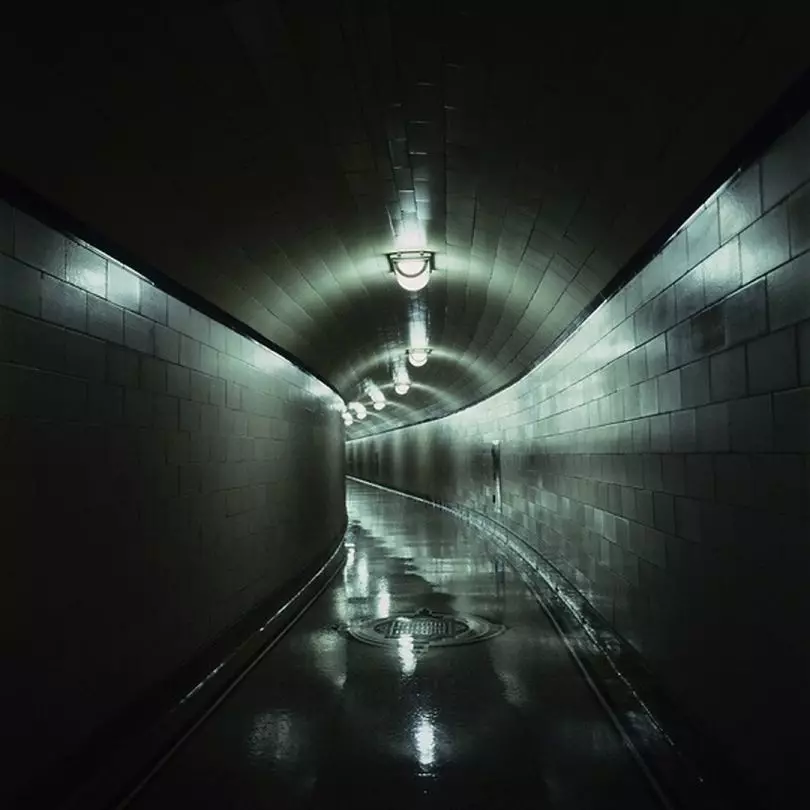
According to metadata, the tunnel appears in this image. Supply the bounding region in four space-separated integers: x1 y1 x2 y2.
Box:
1 4 809 809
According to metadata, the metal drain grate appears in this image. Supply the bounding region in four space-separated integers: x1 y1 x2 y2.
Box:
347 607 504 648
380 613 468 641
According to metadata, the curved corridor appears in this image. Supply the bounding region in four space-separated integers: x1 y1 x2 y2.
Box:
3 8 810 809
126 480 660 810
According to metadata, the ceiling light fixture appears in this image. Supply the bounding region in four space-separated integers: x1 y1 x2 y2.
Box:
392 357 411 395
348 401 367 420
387 250 435 292
365 382 387 411
407 347 430 368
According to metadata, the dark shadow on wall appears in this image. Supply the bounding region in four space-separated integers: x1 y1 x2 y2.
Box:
0 202 347 809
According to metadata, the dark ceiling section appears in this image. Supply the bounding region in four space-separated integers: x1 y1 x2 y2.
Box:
1 3 809 435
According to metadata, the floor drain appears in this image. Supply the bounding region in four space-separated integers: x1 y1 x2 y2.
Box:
347 607 504 648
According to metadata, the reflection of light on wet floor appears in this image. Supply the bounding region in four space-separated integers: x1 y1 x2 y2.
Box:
413 712 436 768
247 711 298 766
341 542 356 591
343 546 371 600
497 670 525 708
376 579 391 617
407 554 499 589
397 633 416 676
356 555 369 596
309 629 346 691
331 590 349 624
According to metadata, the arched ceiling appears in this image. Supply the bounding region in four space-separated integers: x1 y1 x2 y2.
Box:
1 3 809 437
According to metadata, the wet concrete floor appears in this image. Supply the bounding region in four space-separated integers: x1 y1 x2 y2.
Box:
128 479 661 809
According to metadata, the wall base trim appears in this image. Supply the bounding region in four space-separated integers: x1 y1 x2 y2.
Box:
16 516 348 810
348 475 761 810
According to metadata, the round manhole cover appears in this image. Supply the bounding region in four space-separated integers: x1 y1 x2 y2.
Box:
347 607 504 648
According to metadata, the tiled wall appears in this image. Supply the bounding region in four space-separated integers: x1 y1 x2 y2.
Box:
0 203 346 800
347 112 810 808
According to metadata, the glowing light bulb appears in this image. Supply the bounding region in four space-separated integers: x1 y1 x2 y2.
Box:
393 362 411 394
349 401 367 420
389 251 433 292
408 348 428 367
394 259 430 291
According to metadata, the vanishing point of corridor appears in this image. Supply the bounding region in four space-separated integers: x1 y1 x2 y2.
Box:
125 480 659 810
